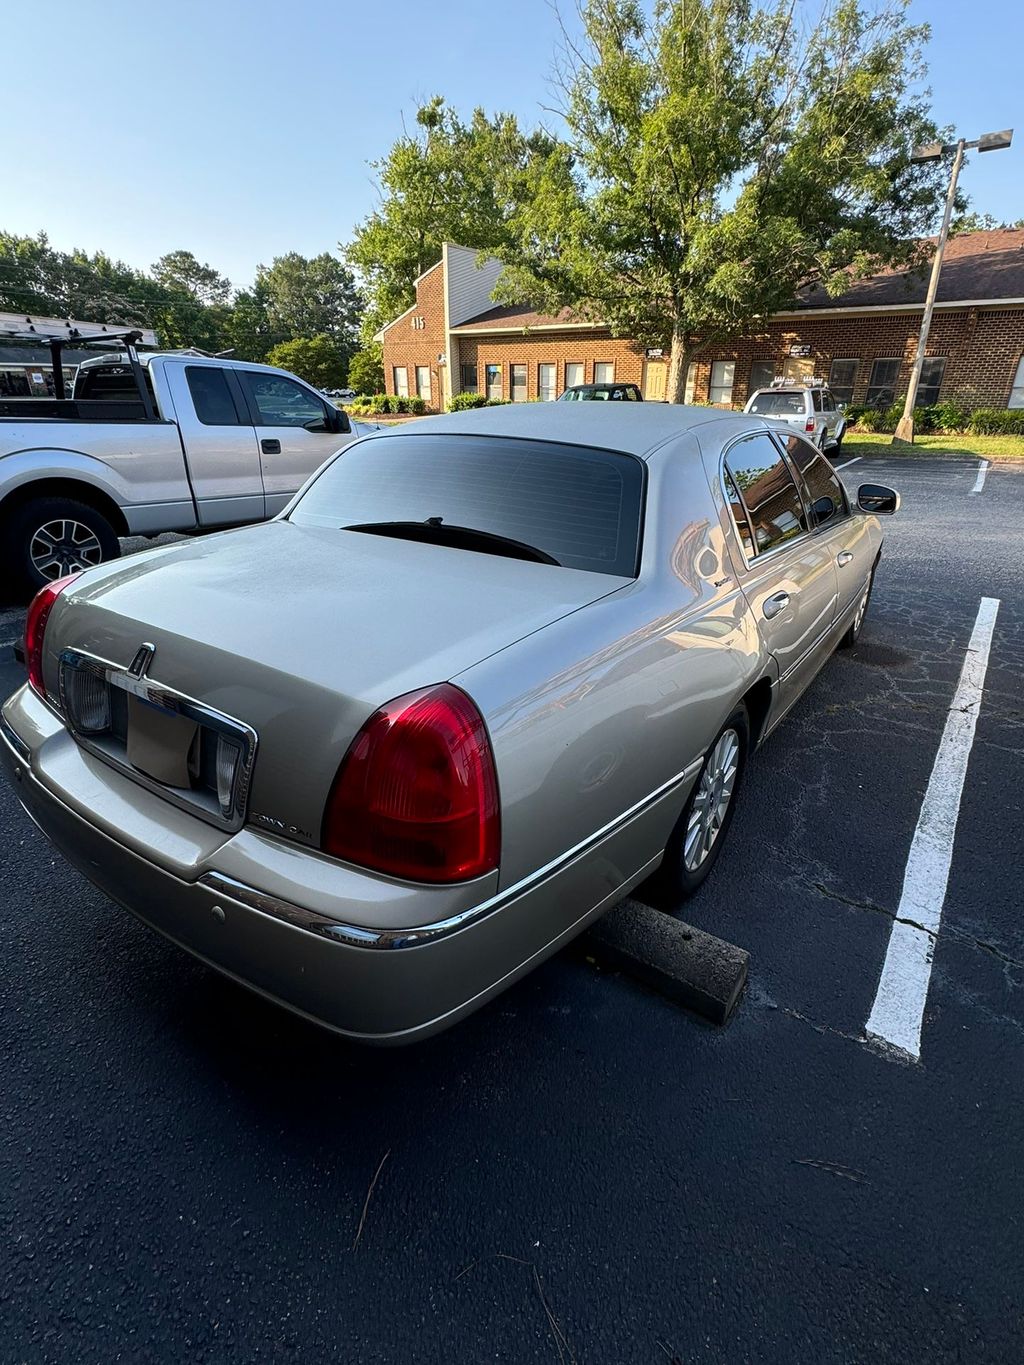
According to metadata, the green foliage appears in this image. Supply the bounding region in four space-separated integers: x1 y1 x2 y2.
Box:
256 252 362 361
151 250 231 305
347 343 385 395
448 392 489 411
967 408 1024 435
345 97 555 338
265 334 346 390
498 0 949 402
928 399 972 432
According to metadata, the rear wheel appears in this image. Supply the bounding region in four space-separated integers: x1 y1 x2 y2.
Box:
839 566 874 648
647 709 748 902
6 496 120 595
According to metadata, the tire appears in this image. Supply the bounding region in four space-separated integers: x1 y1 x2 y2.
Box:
647 708 749 903
831 430 844 455
6 496 120 596
839 565 875 648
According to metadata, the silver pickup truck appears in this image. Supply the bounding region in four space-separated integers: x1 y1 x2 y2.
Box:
0 349 370 594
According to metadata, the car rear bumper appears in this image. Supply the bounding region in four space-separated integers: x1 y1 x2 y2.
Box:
2 687 686 1044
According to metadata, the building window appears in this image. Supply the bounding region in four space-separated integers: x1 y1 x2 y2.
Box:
828 359 858 405
538 362 557 401
866 358 900 407
594 361 615 385
565 361 584 389
749 360 776 394
709 360 735 406
684 362 697 403
415 365 432 402
1010 356 1024 409
485 363 502 401
460 362 478 394
392 366 409 398
918 357 946 406
511 364 528 402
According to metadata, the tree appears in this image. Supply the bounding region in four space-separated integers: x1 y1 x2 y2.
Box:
222 280 276 362
152 250 231 305
347 342 385 394
256 252 362 363
950 210 1024 235
345 98 555 337
265 334 347 390
498 0 950 402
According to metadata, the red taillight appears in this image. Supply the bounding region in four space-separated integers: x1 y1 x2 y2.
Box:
24 576 77 698
322 684 500 883
805 418 815 432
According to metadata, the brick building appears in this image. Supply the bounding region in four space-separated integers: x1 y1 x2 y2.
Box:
379 232 1024 413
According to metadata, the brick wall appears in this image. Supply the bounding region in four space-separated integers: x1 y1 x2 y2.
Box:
381 259 1024 410
380 263 446 410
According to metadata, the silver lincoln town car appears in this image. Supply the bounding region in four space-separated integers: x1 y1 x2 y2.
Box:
1 404 898 1043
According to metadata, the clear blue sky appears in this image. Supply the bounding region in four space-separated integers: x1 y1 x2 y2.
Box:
7 0 1023 289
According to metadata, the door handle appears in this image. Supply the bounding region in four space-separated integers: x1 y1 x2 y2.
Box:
837 551 854 567
261 438 281 455
763 591 791 620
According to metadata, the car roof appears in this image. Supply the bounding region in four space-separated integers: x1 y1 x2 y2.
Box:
377 401 768 459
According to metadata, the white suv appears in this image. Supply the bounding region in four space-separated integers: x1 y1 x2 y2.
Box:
744 382 847 453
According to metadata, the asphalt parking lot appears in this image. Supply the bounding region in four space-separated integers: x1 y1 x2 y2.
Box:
2 454 1022 1363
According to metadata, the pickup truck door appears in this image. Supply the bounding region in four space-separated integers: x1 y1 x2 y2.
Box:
237 370 351 515
722 431 839 718
161 361 265 526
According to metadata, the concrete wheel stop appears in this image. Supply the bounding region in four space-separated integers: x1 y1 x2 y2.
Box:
584 898 749 1025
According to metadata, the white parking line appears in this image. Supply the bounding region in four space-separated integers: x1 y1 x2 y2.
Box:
865 596 1000 1061
969 461 989 494
833 456 861 470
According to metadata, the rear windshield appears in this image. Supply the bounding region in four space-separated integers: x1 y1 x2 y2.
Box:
747 391 807 416
290 432 645 577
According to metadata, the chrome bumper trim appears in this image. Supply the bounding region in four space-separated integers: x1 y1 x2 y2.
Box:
199 756 703 951
1 711 31 762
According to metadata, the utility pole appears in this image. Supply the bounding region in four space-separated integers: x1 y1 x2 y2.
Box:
893 128 1013 445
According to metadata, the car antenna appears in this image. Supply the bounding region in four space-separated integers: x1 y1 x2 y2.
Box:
425 516 444 526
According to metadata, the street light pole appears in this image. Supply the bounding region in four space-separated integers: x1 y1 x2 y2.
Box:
892 128 1013 445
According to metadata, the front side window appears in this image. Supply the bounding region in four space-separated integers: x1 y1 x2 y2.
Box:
709 360 735 406
291 434 645 577
779 433 848 528
186 366 243 426
485 364 502 400
726 433 808 555
828 358 857 405
511 364 528 401
393 366 409 399
866 358 900 407
538 363 556 401
918 357 946 406
460 363 478 394
565 362 585 389
244 372 327 427
1010 356 1024 409
594 362 615 385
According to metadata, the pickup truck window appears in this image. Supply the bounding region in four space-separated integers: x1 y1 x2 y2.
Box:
242 372 326 428
186 366 246 426
291 433 644 577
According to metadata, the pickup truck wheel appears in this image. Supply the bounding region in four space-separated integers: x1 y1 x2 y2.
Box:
646 708 748 903
8 497 120 593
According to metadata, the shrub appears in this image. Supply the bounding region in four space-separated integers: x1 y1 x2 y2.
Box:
448 392 489 411
967 408 1024 435
407 395 427 415
928 399 971 433
842 404 868 427
485 398 512 407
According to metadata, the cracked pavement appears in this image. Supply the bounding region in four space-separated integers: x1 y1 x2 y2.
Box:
1 456 1022 1362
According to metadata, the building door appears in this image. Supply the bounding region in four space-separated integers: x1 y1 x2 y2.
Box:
642 360 667 401
782 356 815 383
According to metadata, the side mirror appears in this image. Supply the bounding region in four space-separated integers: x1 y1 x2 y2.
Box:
858 483 900 515
330 406 350 434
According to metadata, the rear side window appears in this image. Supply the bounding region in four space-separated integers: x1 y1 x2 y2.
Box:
291 433 645 577
780 434 849 527
186 366 244 426
725 433 808 555
723 467 755 558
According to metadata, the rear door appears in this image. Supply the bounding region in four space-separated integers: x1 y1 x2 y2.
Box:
722 431 839 716
238 370 353 515
162 361 264 526
776 431 875 618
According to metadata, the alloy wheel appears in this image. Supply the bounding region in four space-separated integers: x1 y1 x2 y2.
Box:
683 728 740 872
30 519 104 580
